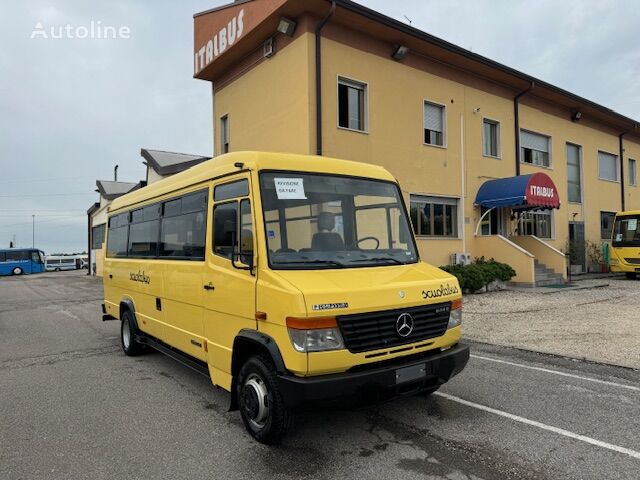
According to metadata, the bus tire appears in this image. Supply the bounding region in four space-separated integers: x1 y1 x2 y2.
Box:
237 355 293 445
12 267 23 275
625 272 637 280
55 268 60 272
121 310 144 357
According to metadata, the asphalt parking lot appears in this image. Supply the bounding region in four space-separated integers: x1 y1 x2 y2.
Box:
1 271 638 480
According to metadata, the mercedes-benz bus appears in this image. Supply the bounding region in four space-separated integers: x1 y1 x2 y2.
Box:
102 152 469 444
610 209 640 279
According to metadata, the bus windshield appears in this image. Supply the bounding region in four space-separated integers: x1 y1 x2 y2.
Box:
259 172 418 269
612 214 640 247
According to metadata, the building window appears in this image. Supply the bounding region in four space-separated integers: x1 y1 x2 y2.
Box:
518 210 553 239
520 130 550 167
423 101 445 146
220 115 230 154
91 224 105 249
482 119 500 157
409 195 458 237
598 151 619 182
600 211 616 239
566 143 582 203
629 158 637 186
337 77 367 131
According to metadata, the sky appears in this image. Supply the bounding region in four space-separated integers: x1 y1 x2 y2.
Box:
1 0 640 254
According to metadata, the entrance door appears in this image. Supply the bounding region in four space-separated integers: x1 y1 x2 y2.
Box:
569 222 586 270
480 207 509 236
204 175 257 388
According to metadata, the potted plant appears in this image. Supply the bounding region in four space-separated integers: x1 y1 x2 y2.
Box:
586 240 604 273
564 239 582 275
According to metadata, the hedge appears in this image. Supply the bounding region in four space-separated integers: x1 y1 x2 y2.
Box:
440 257 516 292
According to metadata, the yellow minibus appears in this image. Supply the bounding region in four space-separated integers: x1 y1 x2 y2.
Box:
609 209 640 279
102 152 468 444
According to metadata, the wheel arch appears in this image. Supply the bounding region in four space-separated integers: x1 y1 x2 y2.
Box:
119 297 139 331
229 330 287 411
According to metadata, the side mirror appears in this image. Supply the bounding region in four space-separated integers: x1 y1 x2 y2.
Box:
230 230 254 271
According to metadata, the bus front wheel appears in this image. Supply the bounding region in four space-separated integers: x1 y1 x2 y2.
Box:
120 310 144 356
12 267 23 275
237 355 293 445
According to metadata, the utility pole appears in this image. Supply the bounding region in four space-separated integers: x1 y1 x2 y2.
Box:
32 214 35 248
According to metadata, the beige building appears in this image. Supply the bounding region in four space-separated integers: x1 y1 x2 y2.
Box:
193 0 640 285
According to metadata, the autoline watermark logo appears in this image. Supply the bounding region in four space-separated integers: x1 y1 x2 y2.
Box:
31 21 130 40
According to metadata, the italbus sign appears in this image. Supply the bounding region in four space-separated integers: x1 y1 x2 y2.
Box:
194 9 245 75
524 172 560 208
193 0 288 79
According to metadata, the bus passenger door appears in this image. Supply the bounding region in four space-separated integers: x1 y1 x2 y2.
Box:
204 177 257 389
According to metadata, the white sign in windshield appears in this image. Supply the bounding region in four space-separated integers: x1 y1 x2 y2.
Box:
274 178 306 199
627 219 637 231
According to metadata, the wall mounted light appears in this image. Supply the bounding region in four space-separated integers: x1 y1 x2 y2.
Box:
572 110 582 122
276 17 297 37
391 45 409 60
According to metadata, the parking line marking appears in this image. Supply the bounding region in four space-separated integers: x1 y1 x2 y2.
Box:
470 354 640 392
434 392 640 460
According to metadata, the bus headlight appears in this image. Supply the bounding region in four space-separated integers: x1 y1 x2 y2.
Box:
286 317 344 352
447 298 462 329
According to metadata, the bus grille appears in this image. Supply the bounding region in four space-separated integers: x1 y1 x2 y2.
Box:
624 258 640 264
336 302 451 354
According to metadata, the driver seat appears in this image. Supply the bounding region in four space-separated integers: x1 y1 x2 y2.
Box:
312 212 344 250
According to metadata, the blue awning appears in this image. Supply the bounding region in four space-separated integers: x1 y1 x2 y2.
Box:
475 173 560 209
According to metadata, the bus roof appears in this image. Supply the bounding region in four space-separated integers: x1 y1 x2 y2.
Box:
109 152 395 214
616 210 640 216
0 248 40 252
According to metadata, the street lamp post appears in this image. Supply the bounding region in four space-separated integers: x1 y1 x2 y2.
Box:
32 214 35 248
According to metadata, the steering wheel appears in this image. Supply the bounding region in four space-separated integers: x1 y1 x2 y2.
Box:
356 236 380 249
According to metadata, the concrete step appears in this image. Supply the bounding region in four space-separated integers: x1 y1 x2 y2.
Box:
536 278 565 287
534 259 565 286
535 273 562 281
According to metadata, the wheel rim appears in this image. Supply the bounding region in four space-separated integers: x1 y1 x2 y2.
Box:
13 268 21 275
122 319 131 349
242 373 269 430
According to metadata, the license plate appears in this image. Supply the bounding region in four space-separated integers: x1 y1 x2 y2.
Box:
395 363 428 384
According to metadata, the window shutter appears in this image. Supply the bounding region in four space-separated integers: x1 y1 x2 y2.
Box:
520 131 549 152
598 151 618 181
424 103 443 132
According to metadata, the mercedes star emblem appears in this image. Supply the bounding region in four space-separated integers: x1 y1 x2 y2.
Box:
396 312 414 337
398 290 405 298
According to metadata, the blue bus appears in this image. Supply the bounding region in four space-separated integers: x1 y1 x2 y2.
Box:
0 248 46 276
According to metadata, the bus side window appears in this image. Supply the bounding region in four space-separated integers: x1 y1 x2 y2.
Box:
213 202 238 259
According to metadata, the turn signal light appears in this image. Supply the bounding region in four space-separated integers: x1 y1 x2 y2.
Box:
286 316 337 330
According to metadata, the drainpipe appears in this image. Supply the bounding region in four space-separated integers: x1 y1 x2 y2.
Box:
87 211 91 276
514 82 535 176
315 1 336 156
619 132 626 211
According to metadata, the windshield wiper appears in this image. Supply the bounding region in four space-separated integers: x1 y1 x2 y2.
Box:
275 259 346 268
350 256 404 265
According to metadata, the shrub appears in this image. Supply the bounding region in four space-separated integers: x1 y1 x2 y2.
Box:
441 257 516 292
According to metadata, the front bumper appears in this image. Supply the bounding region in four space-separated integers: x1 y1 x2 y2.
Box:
277 343 469 408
